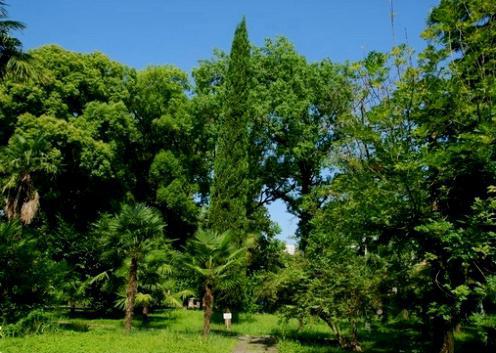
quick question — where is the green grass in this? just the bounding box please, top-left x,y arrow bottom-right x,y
1,310 -> 235,353
0,309 -> 333,353
0,310 -> 491,353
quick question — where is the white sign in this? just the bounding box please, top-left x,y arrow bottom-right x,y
223,313 -> 232,320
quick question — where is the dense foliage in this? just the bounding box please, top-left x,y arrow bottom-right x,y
1,1 -> 495,352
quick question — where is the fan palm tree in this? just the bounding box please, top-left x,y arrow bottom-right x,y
0,1 -> 31,80
0,134 -> 61,224
134,250 -> 194,320
111,248 -> 193,323
105,203 -> 165,333
186,229 -> 246,336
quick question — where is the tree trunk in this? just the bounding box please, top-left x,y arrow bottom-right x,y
5,173 -> 40,225
69,301 -> 76,316
349,320 -> 363,352
438,328 -> 454,353
432,322 -> 455,353
124,256 -> 138,333
322,314 -> 363,352
142,304 -> 149,323
203,283 -> 214,336
321,314 -> 346,348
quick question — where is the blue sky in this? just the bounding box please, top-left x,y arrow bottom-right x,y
9,0 -> 439,243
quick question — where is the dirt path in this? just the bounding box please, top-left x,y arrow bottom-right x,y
232,335 -> 277,353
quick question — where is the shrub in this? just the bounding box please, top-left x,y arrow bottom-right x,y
470,313 -> 496,347
1,309 -> 58,337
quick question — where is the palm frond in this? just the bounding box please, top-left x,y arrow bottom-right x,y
185,229 -> 247,286
162,288 -> 195,308
0,220 -> 21,241
0,1 -> 6,17
0,19 -> 25,31
113,291 -> 127,311
157,263 -> 173,276
135,292 -> 153,306
4,52 -> 34,81
89,271 -> 110,285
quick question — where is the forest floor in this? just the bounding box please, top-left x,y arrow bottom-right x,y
0,309 -> 489,353
232,335 -> 277,353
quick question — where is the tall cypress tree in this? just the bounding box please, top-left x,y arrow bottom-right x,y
209,18 -> 251,236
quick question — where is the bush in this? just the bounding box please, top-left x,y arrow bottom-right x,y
1,310 -> 58,337
470,313 -> 496,347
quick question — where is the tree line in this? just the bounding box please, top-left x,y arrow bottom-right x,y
1,1 -> 495,353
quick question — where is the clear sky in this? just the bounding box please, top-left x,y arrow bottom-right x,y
9,0 -> 439,243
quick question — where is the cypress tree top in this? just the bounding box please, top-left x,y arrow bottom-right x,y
209,18 -> 251,236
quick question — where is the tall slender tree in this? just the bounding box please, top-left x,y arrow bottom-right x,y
209,18 -> 251,238
414,2 -> 496,352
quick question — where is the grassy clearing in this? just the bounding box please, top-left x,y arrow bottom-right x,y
0,310 -> 489,353
1,310 -> 235,353
0,310 -> 309,353
0,309 -> 333,353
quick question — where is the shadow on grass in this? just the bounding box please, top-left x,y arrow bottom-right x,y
59,308 -> 185,333
58,321 -> 90,332
64,309 -> 123,320
209,329 -> 240,337
133,311 -> 182,330
357,320 -> 426,353
268,320 -> 443,353
364,320 -> 490,353
268,326 -> 343,353
249,336 -> 277,345
453,326 -> 493,353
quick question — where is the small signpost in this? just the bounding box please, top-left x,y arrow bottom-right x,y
223,311 -> 232,330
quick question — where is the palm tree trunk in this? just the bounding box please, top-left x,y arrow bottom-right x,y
203,282 -> 214,336
124,256 -> 138,333
5,173 -> 39,225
